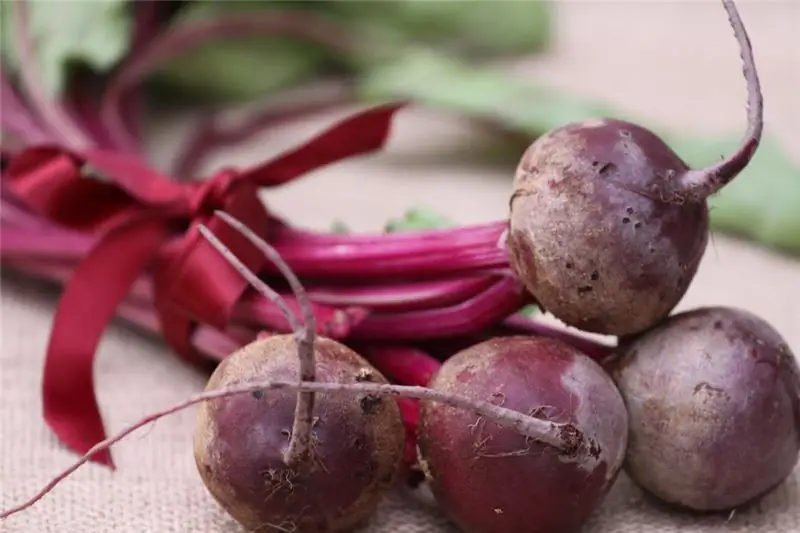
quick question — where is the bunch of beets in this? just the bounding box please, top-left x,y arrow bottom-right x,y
1,1 -> 798,533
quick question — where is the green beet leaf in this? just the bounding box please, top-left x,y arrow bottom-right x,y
0,0 -> 132,96
383,206 -> 456,233
335,0 -> 554,59
145,1 -> 344,103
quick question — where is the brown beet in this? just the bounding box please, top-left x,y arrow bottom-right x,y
418,336 -> 628,533
506,0 -> 762,336
194,335 -> 405,532
611,307 -> 800,511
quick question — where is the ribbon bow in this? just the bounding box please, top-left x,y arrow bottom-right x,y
2,103 -> 405,467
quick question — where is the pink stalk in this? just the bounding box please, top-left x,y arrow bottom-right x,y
172,85 -> 353,178
260,241 -> 507,278
100,10 -> 356,151
1,212 -> 508,280
501,314 -> 616,361
10,1 -> 91,149
305,275 -> 497,312
0,70 -> 56,145
1,212 -> 506,314
0,252 -> 365,339
360,345 -> 442,387
3,256 -> 247,361
270,218 -> 507,247
358,345 -> 442,473
350,276 -> 527,340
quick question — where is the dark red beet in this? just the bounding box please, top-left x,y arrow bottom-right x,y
192,214 -> 405,533
506,0 -> 762,336
418,336 -> 628,533
194,335 -> 405,532
611,306 -> 800,511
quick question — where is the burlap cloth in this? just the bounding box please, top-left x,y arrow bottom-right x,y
1,2 -> 798,532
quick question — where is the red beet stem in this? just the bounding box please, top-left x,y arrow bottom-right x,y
10,1 -> 91,149
0,227 -> 91,259
100,10 -> 356,151
350,276 -> 528,340
233,291 -> 368,338
500,314 -> 615,362
358,345 -> 441,473
271,218 -> 506,247
2,223 -> 524,342
397,396 -> 423,471
1,222 -> 503,317
3,255 -> 247,361
64,72 -> 120,151
360,345 -> 442,387
2,214 -> 508,280
1,208 -> 509,316
0,70 -> 56,145
116,296 -> 249,360
261,240 -> 506,278
306,275 -> 497,312
1,250 -> 365,339
172,83 -> 353,178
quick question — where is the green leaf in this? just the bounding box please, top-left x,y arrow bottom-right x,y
358,50 -> 620,138
335,0 -> 554,58
146,1 -> 343,103
148,0 -> 553,104
330,219 -> 351,234
519,304 -> 540,317
358,51 -> 800,256
384,206 -> 455,233
0,0 -> 132,96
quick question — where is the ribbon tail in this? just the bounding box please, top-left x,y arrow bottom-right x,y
248,102 -> 407,186
42,218 -> 167,468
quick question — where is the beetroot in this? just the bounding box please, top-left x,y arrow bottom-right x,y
418,336 -> 628,533
611,306 -> 800,511
194,335 -> 405,532
506,0 -> 762,336
192,213 -> 406,532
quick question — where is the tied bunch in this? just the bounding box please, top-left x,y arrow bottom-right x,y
2,2 -> 799,533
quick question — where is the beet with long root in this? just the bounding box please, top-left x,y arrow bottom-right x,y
418,336 -> 629,533
611,306 -> 800,511
194,335 -> 406,532
192,213 -> 406,533
506,0 -> 762,336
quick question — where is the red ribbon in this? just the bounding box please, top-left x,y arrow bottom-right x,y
2,103 -> 405,467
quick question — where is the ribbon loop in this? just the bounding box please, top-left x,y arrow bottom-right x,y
188,167 -> 240,216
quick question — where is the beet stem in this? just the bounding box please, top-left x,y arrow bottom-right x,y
172,87 -> 352,178
10,0 -> 91,149
0,70 -> 55,145
198,215 -> 317,467
674,0 -> 763,202
100,10 -> 355,151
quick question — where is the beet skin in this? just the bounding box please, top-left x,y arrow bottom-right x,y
418,336 -> 628,533
507,118 -> 709,336
612,307 -> 800,511
194,335 -> 405,532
